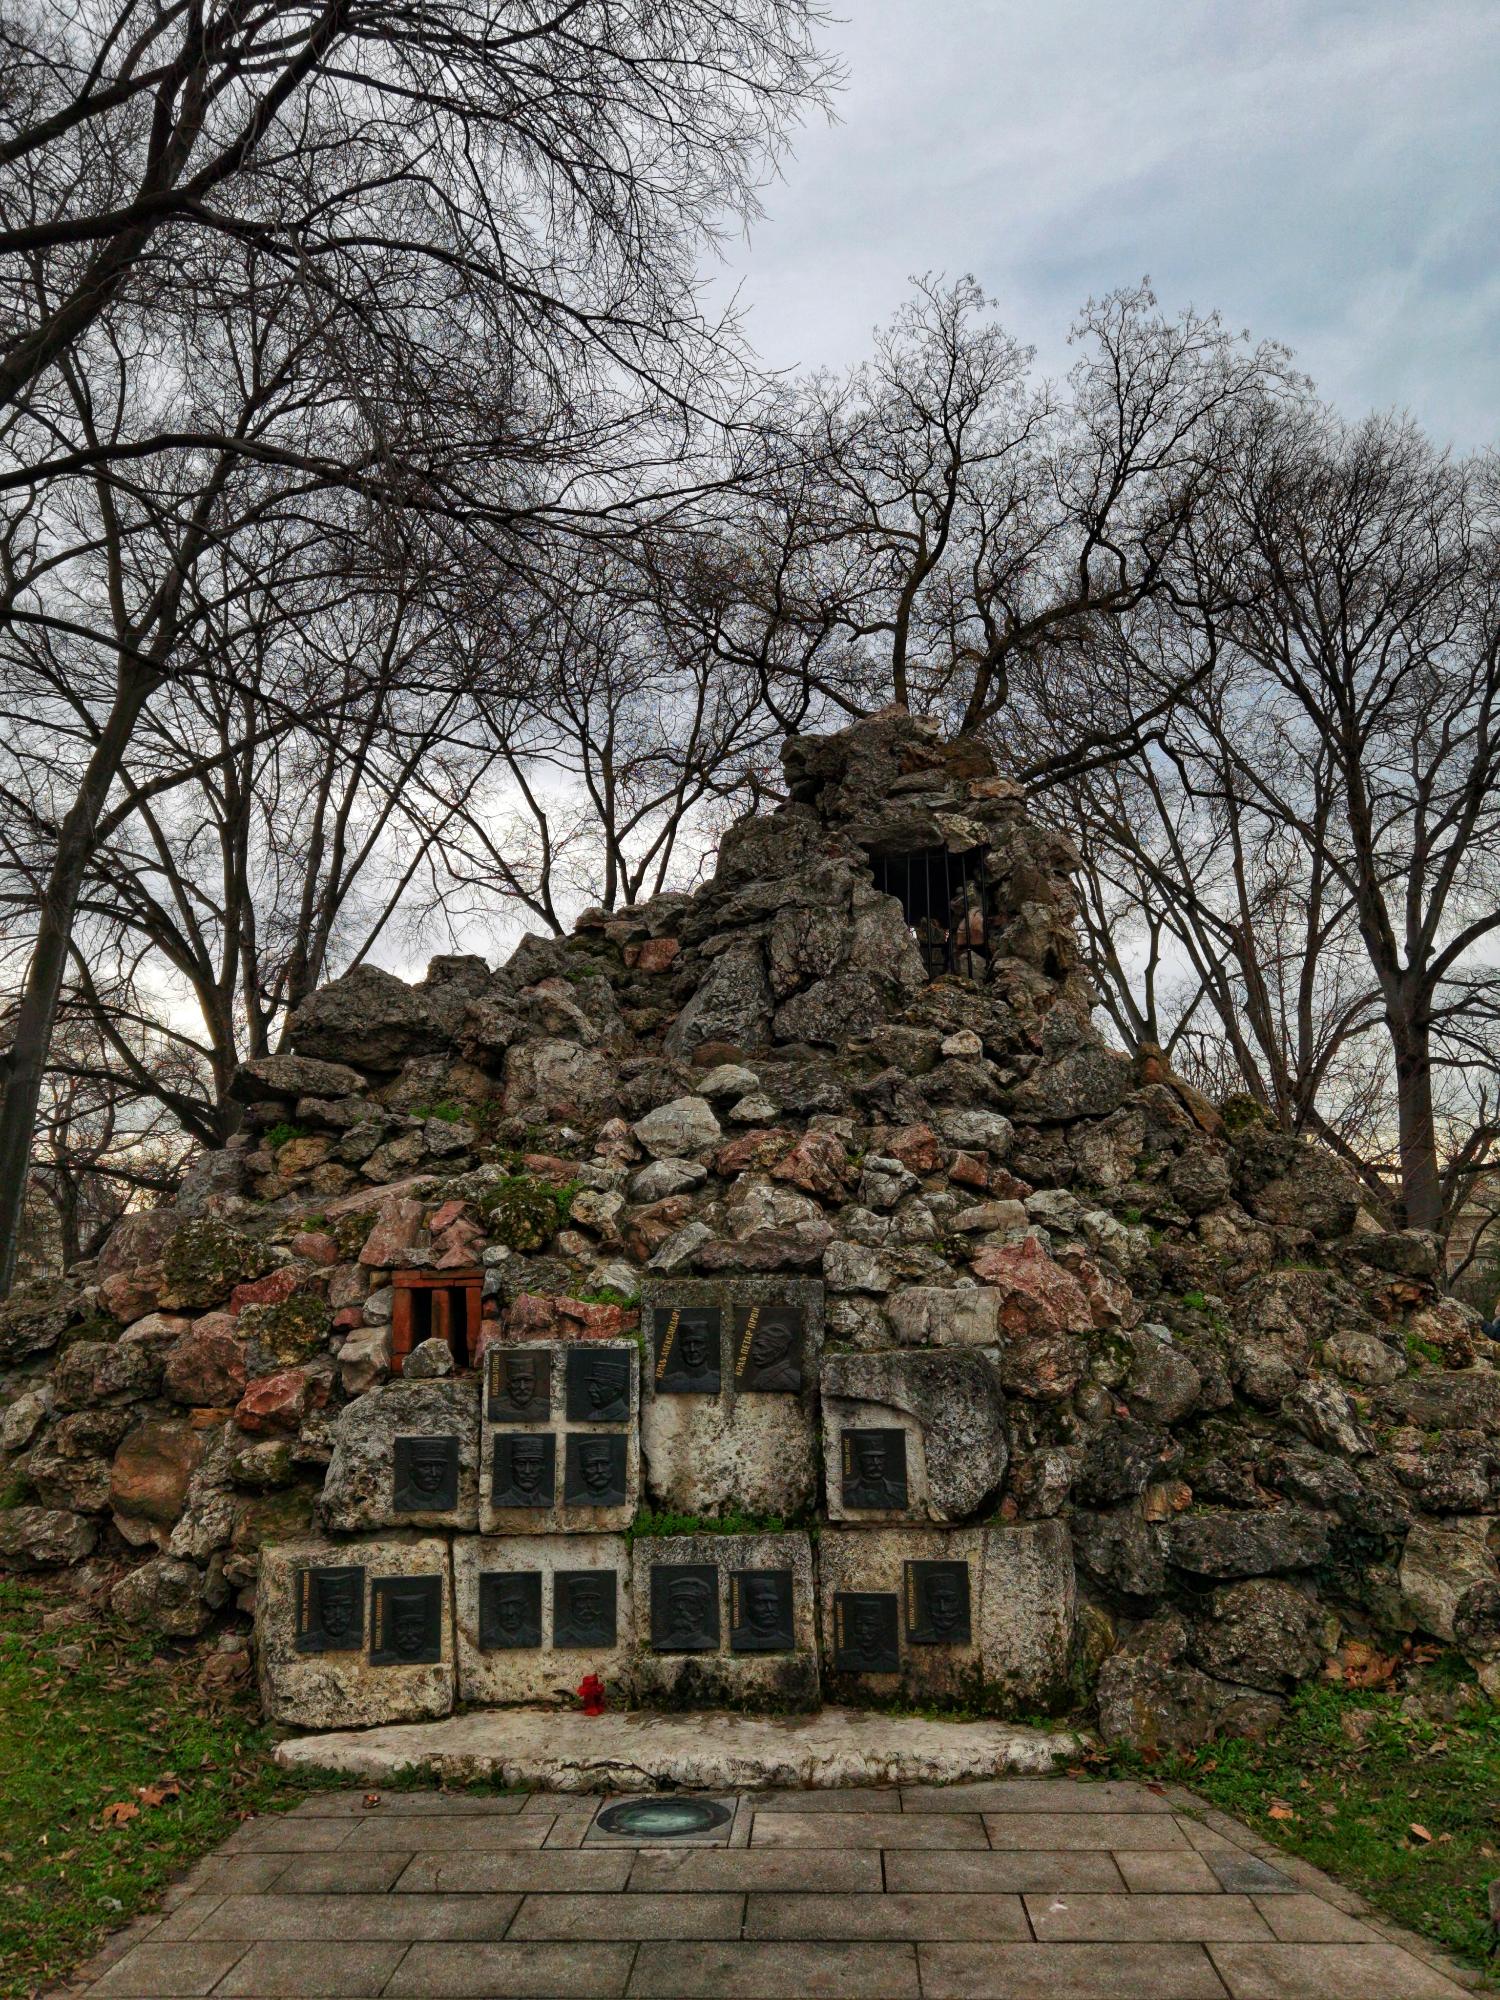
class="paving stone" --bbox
[188,1892,520,1940]
[902,1779,1172,1814]
[1251,1894,1380,1943]
[982,1811,1189,1850]
[509,1892,743,1940]
[290,1790,529,1817]
[749,1787,902,1812]
[87,1942,251,1996]
[1113,1849,1222,1893]
[751,1810,987,1847]
[394,1851,634,1894]
[269,1853,411,1893]
[1201,1847,1299,1893]
[179,1854,289,1895]
[224,1817,353,1852]
[341,1814,549,1851]
[745,1891,1029,1940]
[149,1900,223,1941]
[918,1941,1228,1998]
[1207,1940,1470,1998]
[885,1851,1128,1895]
[216,1940,408,1995]
[627,1849,883,1894]
[1025,1891,1273,1941]
[627,1939,921,1997]
[386,1941,636,1996]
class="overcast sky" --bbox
[713,0,1499,450]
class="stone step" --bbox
[274,1704,1084,1793]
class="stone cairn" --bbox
[2,708,1498,1749]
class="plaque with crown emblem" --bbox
[392,1434,459,1513]
[478,1571,542,1651]
[553,1569,618,1649]
[369,1574,443,1666]
[293,1565,364,1655]
[487,1346,552,1422]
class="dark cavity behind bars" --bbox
[869,847,986,980]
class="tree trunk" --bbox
[1388,993,1443,1233]
[0,666,157,1295]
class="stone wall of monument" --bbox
[2,709,1497,1748]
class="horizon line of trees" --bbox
[2,3,1496,1297]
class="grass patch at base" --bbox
[0,1579,300,1998]
[1106,1676,1500,1977]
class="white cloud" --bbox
[713,0,1499,446]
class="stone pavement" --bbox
[69,1778,1485,1999]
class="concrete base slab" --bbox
[272,1704,1082,1792]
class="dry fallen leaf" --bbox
[1409,1823,1433,1843]
[1268,1802,1296,1821]
[362,1793,382,1810]
[137,1781,181,1810]
[100,1802,139,1827]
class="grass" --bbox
[1104,1673,1500,1977]
[0,1578,303,1998]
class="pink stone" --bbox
[713,1129,793,1176]
[291,1231,339,1265]
[505,1293,560,1337]
[228,1266,308,1315]
[556,1299,640,1339]
[233,1368,315,1436]
[887,1124,946,1175]
[359,1198,427,1267]
[332,1305,365,1330]
[161,1315,248,1407]
[626,936,680,973]
[101,1268,162,1324]
[770,1129,850,1201]
[427,1199,468,1234]
[110,1419,204,1525]
[969,1235,1094,1336]
[949,1151,990,1190]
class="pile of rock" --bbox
[1,707,1496,1752]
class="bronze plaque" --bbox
[393,1434,459,1512]
[732,1303,804,1393]
[370,1574,443,1665]
[729,1568,795,1653]
[565,1345,631,1423]
[553,1570,617,1649]
[492,1431,556,1508]
[840,1428,908,1511]
[833,1590,900,1673]
[652,1305,721,1394]
[905,1560,972,1645]
[478,1571,542,1651]
[650,1562,720,1652]
[487,1346,552,1421]
[563,1432,628,1507]
[294,1564,364,1655]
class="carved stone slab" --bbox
[453,1534,634,1705]
[639,1280,823,1517]
[479,1339,638,1535]
[319,1380,480,1533]
[631,1531,819,1710]
[258,1533,454,1728]
[819,1349,1008,1524]
[818,1522,1076,1707]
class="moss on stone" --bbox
[160,1218,260,1309]
[239,1289,333,1365]
[478,1175,565,1251]
[230,1486,316,1551]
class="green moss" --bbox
[574,1285,640,1308]
[160,1218,260,1308]
[263,1122,307,1152]
[1220,1092,1270,1131]
[229,1486,316,1552]
[1180,1289,1209,1311]
[1405,1331,1445,1368]
[477,1175,571,1251]
[410,1101,469,1124]
[238,1290,332,1366]
[328,1210,374,1259]
[0,1474,38,1511]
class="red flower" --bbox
[577,1673,606,1716]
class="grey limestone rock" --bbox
[1166,1507,1330,1578]
[1188,1578,1325,1692]
[0,1505,98,1570]
[821,1348,1008,1524]
[319,1378,480,1533]
[632,1096,723,1160]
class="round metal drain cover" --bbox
[595,1796,731,1838]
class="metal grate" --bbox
[869,847,987,980]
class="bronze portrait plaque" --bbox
[553,1569,618,1649]
[487,1346,552,1422]
[369,1574,443,1665]
[840,1427,909,1511]
[478,1570,542,1651]
[294,1564,364,1655]
[650,1562,720,1652]
[565,1345,631,1423]
[832,1590,900,1673]
[652,1305,721,1395]
[729,1567,795,1653]
[392,1434,460,1512]
[905,1560,972,1645]
[492,1431,556,1508]
[732,1303,804,1393]
[563,1431,628,1507]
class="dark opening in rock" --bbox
[391,1270,481,1374]
[867,847,988,979]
